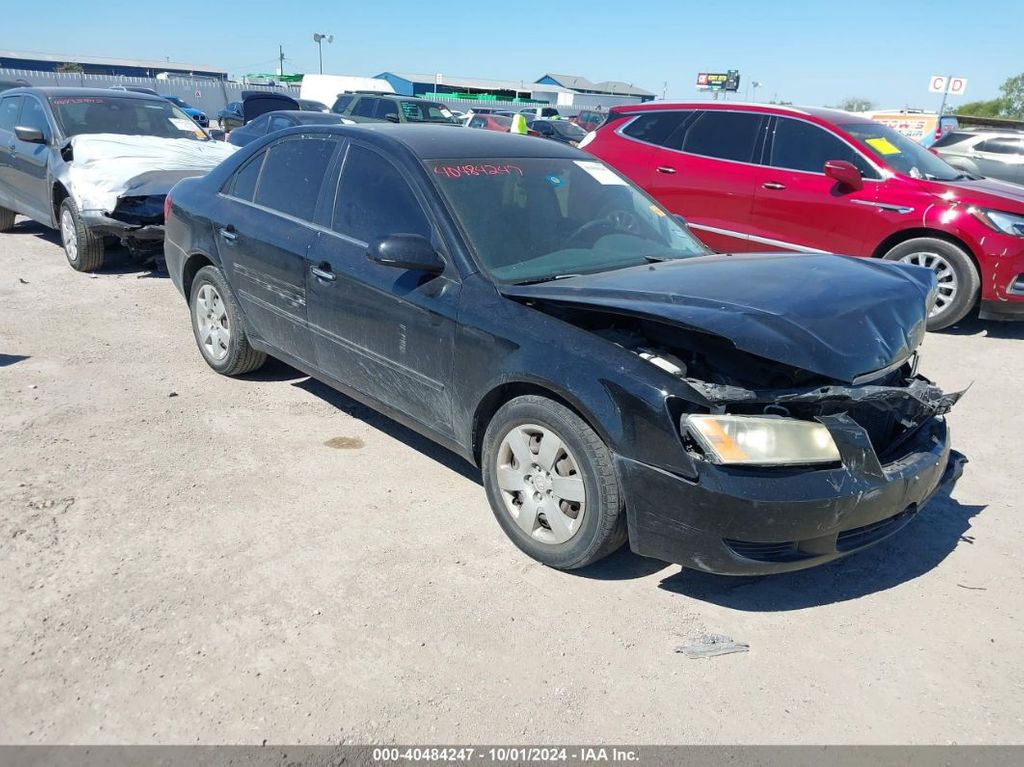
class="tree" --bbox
[955,72,1024,119]
[55,62,83,73]
[998,73,1024,117]
[838,97,874,112]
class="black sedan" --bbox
[528,118,588,147]
[163,125,964,574]
[227,110,350,147]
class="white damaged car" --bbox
[0,87,237,271]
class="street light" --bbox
[312,33,333,75]
[751,81,762,102]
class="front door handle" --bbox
[761,182,786,190]
[219,226,237,242]
[310,263,336,282]
[656,166,676,174]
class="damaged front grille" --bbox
[109,195,166,226]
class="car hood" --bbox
[498,253,933,384]
[64,133,237,213]
[920,175,1024,211]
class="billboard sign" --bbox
[697,70,740,92]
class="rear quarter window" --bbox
[621,111,693,148]
[226,151,265,201]
[681,111,765,162]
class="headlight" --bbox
[684,414,840,466]
[969,208,1024,237]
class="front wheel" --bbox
[188,265,266,376]
[59,197,105,272]
[882,237,979,330]
[481,395,626,570]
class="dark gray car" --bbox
[0,87,231,271]
[227,110,349,147]
[933,130,1024,185]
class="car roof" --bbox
[278,123,583,160]
[609,101,876,126]
[3,86,167,102]
[266,110,347,123]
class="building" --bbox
[374,72,568,103]
[536,73,656,104]
[373,71,654,108]
[0,50,227,80]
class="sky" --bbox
[4,0,1021,107]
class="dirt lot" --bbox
[1,219,1022,745]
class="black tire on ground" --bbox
[0,206,15,233]
[59,197,105,272]
[882,237,980,331]
[481,395,627,570]
[188,265,266,376]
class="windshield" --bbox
[401,100,457,124]
[428,157,708,283]
[842,122,962,181]
[49,95,209,140]
[551,121,586,139]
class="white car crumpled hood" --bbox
[66,133,237,213]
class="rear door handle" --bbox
[656,166,676,174]
[219,226,237,242]
[761,182,786,190]
[310,263,336,282]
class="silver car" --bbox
[933,130,1024,185]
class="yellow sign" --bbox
[866,137,901,156]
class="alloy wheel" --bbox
[898,251,958,318]
[61,208,78,263]
[495,423,586,545]
[194,283,231,361]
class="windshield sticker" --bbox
[50,97,104,105]
[433,163,524,179]
[170,118,197,132]
[546,175,563,186]
[866,137,901,156]
[649,204,666,217]
[574,160,626,185]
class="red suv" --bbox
[582,102,1024,329]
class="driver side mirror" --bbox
[366,234,444,274]
[15,125,46,144]
[824,160,863,191]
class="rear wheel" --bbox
[882,237,979,330]
[0,206,15,232]
[59,197,105,272]
[481,395,626,570]
[189,265,266,376]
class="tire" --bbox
[481,395,626,570]
[59,197,105,272]
[0,206,15,232]
[882,237,980,331]
[188,265,266,376]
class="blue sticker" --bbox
[546,175,563,186]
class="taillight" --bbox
[163,194,173,222]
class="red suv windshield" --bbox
[842,122,962,181]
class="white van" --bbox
[299,75,394,110]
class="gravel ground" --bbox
[1,218,1022,745]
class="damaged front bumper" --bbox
[81,209,164,241]
[619,377,967,575]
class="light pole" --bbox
[751,81,762,102]
[312,33,333,75]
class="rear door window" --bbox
[226,151,265,201]
[351,98,378,118]
[253,136,338,221]
[268,115,294,132]
[621,111,693,148]
[375,99,399,122]
[975,138,1024,155]
[770,117,877,177]
[681,111,765,162]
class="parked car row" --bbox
[0,85,982,578]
